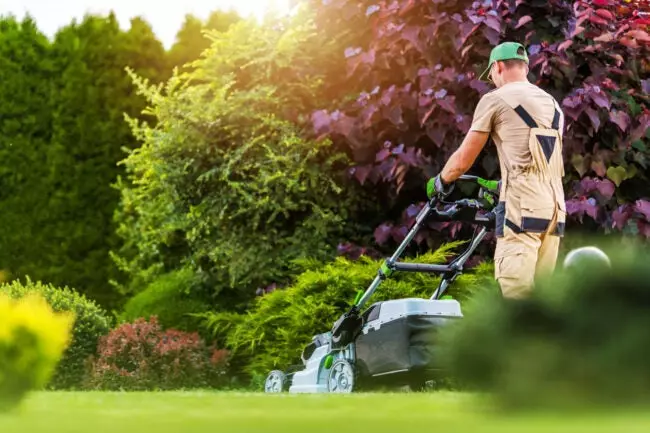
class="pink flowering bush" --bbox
[85,316,229,390]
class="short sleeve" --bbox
[470,92,499,133]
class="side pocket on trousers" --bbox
[494,253,535,285]
[494,257,504,280]
[519,204,555,233]
[494,255,518,280]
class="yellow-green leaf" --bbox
[572,154,588,177]
[625,164,638,180]
[606,166,627,187]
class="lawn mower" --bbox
[264,175,500,394]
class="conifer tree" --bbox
[0,16,54,287]
[38,13,168,307]
[167,10,241,71]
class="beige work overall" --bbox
[493,100,566,299]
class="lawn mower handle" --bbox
[426,174,500,219]
[330,175,500,349]
[340,175,500,314]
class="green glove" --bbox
[477,177,500,192]
[426,174,454,199]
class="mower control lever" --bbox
[458,175,501,194]
[433,199,487,218]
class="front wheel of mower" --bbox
[328,359,356,393]
[264,370,288,393]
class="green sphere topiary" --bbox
[120,268,212,333]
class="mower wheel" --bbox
[264,370,288,393]
[327,359,355,393]
[408,380,427,392]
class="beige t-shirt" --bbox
[470,81,564,174]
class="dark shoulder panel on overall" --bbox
[552,108,561,130]
[511,104,561,131]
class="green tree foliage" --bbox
[112,10,375,311]
[0,16,54,286]
[122,17,170,94]
[199,242,496,381]
[167,10,241,72]
[0,13,169,310]
[40,13,168,308]
[192,3,367,125]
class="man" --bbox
[426,41,566,299]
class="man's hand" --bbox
[425,129,490,200]
[440,130,490,183]
[426,174,454,200]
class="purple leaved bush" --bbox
[337,242,382,261]
[636,200,650,221]
[612,205,634,230]
[255,283,283,297]
[566,197,600,223]
[374,222,393,246]
[307,0,650,260]
[577,177,616,200]
[623,199,650,239]
[642,79,650,95]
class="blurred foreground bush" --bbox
[0,293,73,411]
[440,242,650,411]
[0,279,112,389]
[85,316,229,390]
[200,241,497,382]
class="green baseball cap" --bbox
[479,42,529,81]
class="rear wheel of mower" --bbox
[264,370,287,393]
[327,359,355,393]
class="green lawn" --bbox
[1,391,649,433]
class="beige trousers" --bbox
[494,206,562,299]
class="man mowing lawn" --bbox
[426,41,566,299]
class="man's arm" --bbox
[439,130,490,183]
[426,92,497,199]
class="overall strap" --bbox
[512,103,562,171]
[513,105,538,128]
[512,104,561,132]
[507,101,566,237]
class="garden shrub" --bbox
[200,241,497,381]
[85,316,229,390]
[439,242,650,411]
[0,293,73,411]
[113,10,376,309]
[0,278,112,389]
[120,267,211,333]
